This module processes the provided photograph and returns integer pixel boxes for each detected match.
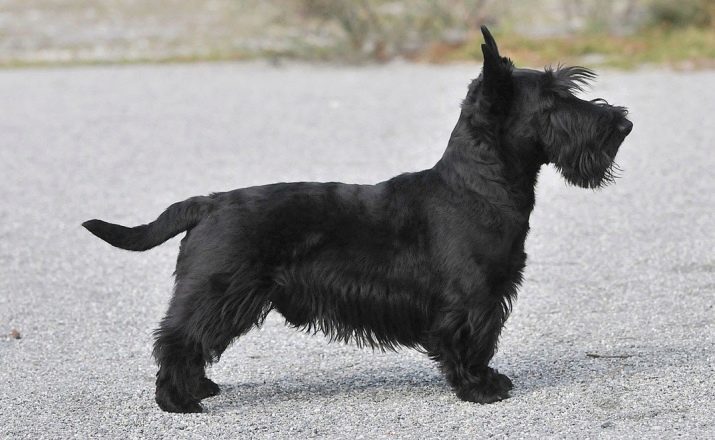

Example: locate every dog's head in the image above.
[463,26,632,188]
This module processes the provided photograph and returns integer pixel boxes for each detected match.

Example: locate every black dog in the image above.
[83,27,632,413]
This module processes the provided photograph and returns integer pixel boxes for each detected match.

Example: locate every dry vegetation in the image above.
[0,0,712,68]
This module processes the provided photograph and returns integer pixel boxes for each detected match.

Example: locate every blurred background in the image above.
[2,0,713,68]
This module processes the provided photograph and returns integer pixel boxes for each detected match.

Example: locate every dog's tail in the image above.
[82,196,215,251]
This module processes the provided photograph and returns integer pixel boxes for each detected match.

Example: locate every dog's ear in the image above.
[479,26,513,114]
[481,25,501,60]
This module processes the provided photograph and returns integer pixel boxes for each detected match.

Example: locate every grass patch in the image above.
[438,26,715,69]
[1,0,712,69]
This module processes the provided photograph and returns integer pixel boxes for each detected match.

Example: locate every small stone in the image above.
[9,329,21,339]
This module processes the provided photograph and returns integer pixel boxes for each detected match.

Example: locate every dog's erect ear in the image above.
[481,25,501,60]
[479,26,513,114]
[482,26,514,96]
[461,26,514,122]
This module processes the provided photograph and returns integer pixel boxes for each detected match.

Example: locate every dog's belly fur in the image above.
[271,260,434,349]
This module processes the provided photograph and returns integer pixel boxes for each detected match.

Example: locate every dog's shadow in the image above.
[205,336,672,412]
[205,347,619,411]
[211,363,448,409]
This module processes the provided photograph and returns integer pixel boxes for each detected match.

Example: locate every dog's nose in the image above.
[618,119,633,136]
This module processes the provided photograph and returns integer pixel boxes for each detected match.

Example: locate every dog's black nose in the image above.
[618,119,633,136]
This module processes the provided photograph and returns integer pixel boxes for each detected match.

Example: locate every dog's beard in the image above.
[557,151,621,188]
[551,131,624,189]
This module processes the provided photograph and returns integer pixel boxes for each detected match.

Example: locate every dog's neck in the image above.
[434,112,541,218]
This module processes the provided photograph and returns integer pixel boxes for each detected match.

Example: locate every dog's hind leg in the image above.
[153,273,271,413]
[430,298,513,404]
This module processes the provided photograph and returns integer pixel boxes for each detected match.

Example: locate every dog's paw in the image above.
[454,369,513,404]
[455,384,511,404]
[156,386,204,413]
[156,396,203,413]
[195,377,220,399]
[493,370,513,392]
[455,384,510,404]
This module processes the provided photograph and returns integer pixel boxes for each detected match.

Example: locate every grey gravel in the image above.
[0,62,713,439]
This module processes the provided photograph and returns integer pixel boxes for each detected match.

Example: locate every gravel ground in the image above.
[0,63,713,439]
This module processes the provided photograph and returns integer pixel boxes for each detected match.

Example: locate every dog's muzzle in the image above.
[617,119,633,136]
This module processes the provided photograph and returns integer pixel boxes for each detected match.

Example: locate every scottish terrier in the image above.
[83,26,632,413]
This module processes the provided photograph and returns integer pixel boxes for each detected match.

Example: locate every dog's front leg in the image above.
[431,299,513,403]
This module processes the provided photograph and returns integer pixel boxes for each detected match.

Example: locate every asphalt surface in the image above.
[1,62,713,439]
